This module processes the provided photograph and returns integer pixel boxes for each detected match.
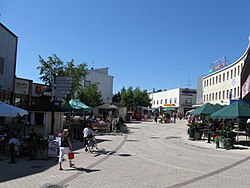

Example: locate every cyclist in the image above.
[83,124,94,152]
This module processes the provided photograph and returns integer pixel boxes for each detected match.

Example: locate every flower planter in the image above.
[188,128,201,140]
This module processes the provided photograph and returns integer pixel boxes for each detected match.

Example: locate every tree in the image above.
[37,54,88,99]
[77,83,102,107]
[118,86,151,108]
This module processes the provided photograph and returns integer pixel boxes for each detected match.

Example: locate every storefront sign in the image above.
[14,79,29,94]
[209,56,228,73]
[242,74,250,98]
[164,104,175,106]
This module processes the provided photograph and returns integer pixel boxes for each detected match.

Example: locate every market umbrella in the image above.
[210,101,250,142]
[98,103,118,109]
[0,101,28,117]
[210,101,250,119]
[68,99,91,111]
[190,103,219,115]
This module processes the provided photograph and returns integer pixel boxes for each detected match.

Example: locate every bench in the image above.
[90,123,111,133]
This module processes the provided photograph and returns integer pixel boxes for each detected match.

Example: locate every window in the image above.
[209,94,211,101]
[84,80,91,87]
[0,57,4,75]
[157,100,158,105]
[203,95,206,102]
[215,92,218,100]
[204,80,206,87]
[185,98,192,104]
[170,98,172,104]
[210,78,211,86]
[212,77,214,85]
[238,65,240,76]
[174,98,177,104]
[35,112,44,125]
[223,91,225,99]
[227,71,229,80]
[219,91,221,100]
[234,88,236,98]
[227,90,229,99]
[216,76,218,84]
[237,86,240,97]
[165,99,167,104]
[219,75,221,83]
[212,93,214,101]
[160,99,163,104]
[231,70,233,79]
[223,73,225,81]
[234,68,236,77]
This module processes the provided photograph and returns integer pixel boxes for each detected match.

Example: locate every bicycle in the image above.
[85,136,98,153]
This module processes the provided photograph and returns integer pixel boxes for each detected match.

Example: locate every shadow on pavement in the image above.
[0,157,58,183]
[64,167,101,173]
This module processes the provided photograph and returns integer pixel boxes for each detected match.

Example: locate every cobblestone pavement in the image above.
[1,119,250,188]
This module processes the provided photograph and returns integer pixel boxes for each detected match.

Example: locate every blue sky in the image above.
[1,0,250,93]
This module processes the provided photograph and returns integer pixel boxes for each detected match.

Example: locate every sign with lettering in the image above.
[209,56,228,73]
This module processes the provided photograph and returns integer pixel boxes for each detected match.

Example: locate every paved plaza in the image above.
[1,119,250,188]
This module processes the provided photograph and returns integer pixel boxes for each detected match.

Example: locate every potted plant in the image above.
[30,135,48,159]
[215,127,234,149]
[187,122,201,140]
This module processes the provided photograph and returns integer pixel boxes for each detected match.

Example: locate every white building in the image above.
[149,88,197,115]
[202,39,250,105]
[82,67,114,103]
[0,23,18,103]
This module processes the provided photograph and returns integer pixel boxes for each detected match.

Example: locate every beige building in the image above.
[203,39,250,105]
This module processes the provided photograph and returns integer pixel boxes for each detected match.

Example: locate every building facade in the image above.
[241,39,250,101]
[0,23,18,104]
[202,39,250,105]
[82,67,114,103]
[149,88,197,115]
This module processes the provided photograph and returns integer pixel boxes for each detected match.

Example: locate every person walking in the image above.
[173,113,177,124]
[58,128,74,170]
[83,124,94,152]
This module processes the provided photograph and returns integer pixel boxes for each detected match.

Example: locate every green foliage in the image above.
[187,122,200,130]
[37,54,88,99]
[77,83,102,107]
[118,86,151,108]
